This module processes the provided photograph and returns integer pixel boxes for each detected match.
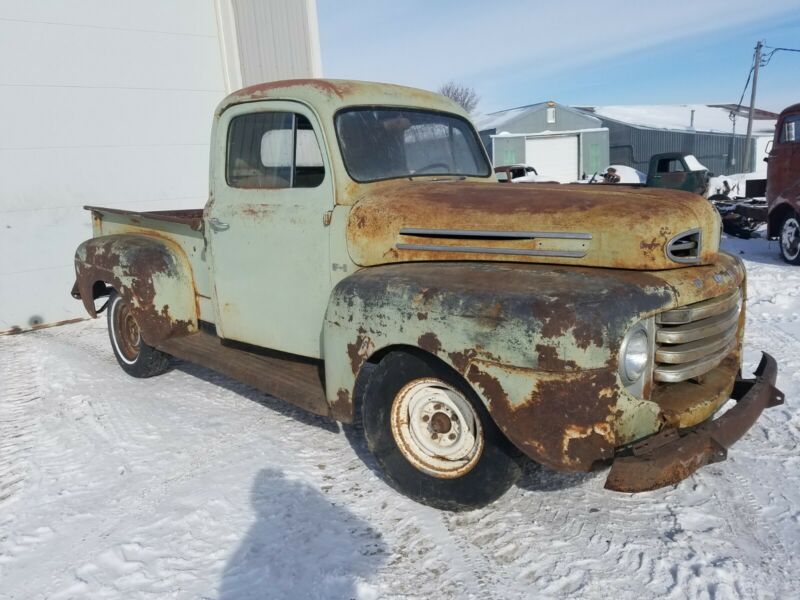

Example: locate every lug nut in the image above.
[434,403,442,410]
[448,433,456,440]
[422,414,430,422]
[431,433,438,440]
[451,414,458,422]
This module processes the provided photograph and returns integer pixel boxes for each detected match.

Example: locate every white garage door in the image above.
[525,135,579,183]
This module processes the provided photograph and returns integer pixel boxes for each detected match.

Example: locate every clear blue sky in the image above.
[317,0,800,114]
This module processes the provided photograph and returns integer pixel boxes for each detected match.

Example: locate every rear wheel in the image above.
[107,291,171,377]
[362,350,522,510]
[779,213,800,265]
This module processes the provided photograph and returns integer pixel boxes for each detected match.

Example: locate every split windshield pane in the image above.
[336,108,490,182]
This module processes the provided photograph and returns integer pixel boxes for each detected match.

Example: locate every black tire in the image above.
[362,350,523,511]
[779,212,800,265]
[107,290,171,377]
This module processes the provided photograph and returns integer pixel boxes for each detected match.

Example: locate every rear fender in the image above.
[74,234,198,345]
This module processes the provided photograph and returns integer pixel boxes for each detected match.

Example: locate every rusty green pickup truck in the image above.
[72,79,783,510]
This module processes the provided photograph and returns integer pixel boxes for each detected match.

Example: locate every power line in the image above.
[761,45,800,66]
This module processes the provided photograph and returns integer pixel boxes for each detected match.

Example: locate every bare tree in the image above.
[438,81,480,114]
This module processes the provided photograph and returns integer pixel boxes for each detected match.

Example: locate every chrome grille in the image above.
[653,289,741,383]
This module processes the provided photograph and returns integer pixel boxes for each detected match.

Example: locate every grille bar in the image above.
[655,327,739,364]
[653,288,742,383]
[655,306,740,345]
[656,289,740,325]
[653,337,738,383]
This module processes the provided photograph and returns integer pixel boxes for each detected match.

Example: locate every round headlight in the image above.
[621,328,649,383]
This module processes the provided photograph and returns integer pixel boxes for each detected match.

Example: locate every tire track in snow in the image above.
[0,338,42,509]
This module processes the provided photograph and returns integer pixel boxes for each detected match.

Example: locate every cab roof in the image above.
[216,78,466,118]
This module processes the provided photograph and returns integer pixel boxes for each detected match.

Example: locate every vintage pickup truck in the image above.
[72,79,783,510]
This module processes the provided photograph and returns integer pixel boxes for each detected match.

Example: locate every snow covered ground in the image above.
[2,234,799,600]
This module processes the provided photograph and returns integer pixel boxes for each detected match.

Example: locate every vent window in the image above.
[666,230,701,263]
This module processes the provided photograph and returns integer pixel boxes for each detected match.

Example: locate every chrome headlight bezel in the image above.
[619,321,652,386]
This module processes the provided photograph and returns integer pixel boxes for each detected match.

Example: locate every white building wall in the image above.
[232,0,322,85]
[0,0,321,333]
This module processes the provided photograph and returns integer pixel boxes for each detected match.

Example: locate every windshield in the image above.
[336,108,491,182]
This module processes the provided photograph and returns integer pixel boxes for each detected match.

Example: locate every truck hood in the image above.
[346,180,721,270]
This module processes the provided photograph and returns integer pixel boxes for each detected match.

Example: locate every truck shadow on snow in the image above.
[218,468,387,600]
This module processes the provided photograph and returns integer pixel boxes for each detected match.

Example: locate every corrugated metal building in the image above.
[576,104,778,175]
[474,102,609,182]
[0,0,321,334]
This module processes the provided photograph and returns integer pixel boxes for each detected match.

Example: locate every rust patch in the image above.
[571,321,604,350]
[241,204,276,218]
[73,234,195,346]
[476,366,620,471]
[417,332,442,354]
[466,364,508,405]
[535,344,578,371]
[329,387,353,422]
[448,349,478,373]
[346,327,374,377]
[234,78,350,100]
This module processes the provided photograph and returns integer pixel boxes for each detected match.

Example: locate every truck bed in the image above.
[85,205,204,231]
[85,205,213,321]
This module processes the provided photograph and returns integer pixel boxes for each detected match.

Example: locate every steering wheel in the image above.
[413,162,450,174]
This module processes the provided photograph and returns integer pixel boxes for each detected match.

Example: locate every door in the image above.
[207,101,333,358]
[525,135,578,183]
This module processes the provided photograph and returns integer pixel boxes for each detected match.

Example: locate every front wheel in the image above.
[107,291,171,377]
[779,213,800,265]
[362,350,523,510]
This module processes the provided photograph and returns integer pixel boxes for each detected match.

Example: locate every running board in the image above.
[158,331,330,418]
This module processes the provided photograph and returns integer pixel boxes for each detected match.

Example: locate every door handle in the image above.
[208,217,230,232]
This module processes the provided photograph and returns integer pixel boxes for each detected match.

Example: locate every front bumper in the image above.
[605,352,784,492]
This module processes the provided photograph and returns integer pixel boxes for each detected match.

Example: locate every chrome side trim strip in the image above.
[395,243,587,258]
[399,228,592,240]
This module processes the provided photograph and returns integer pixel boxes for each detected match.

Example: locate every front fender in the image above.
[322,261,676,470]
[74,234,198,345]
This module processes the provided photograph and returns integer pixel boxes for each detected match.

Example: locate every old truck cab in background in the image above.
[766,103,800,264]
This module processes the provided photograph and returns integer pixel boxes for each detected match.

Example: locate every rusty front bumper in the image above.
[605,352,784,492]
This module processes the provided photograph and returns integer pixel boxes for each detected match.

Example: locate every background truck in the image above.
[593,152,769,237]
[72,80,782,510]
[766,103,800,264]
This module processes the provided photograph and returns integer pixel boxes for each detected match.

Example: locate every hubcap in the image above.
[111,296,141,363]
[782,217,800,260]
[390,378,484,479]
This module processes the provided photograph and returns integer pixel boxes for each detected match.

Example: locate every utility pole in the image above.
[743,40,763,172]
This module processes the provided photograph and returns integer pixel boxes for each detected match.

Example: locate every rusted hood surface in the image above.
[346,180,721,270]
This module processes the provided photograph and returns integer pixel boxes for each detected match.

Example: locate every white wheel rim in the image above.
[390,378,484,479]
[782,218,800,260]
[110,296,140,365]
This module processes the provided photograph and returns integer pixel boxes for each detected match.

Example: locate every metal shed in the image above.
[475,102,609,182]
[576,104,778,176]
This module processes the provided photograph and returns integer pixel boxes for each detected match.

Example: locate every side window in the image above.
[227,112,324,189]
[657,158,685,173]
[780,115,800,144]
